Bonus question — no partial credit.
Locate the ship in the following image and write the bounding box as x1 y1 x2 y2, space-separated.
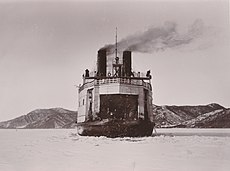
76 32 154 137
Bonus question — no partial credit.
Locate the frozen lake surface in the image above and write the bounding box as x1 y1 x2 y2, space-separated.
0 128 230 171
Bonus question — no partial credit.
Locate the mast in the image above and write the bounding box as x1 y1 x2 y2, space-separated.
115 27 118 58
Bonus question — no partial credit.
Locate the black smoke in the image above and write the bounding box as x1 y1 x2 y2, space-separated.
100 19 205 55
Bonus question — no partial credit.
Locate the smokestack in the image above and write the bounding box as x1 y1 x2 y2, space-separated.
97 49 107 77
123 51 132 77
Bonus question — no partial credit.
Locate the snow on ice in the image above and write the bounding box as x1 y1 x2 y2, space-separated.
0 129 230 171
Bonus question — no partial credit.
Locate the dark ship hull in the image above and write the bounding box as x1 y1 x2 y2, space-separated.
77 119 154 137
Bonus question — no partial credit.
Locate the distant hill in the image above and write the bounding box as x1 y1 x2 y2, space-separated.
153 103 230 128
0 103 229 129
0 108 77 129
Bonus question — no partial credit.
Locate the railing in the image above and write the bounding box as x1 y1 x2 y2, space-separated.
86 70 149 78
79 77 152 92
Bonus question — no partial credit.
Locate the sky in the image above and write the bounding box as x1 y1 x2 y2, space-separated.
0 0 229 121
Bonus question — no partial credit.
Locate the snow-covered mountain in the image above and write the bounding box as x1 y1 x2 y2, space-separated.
0 108 77 129
0 103 229 129
153 103 230 128
182 108 230 128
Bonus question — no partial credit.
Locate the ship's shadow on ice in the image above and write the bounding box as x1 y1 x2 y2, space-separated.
69 132 152 143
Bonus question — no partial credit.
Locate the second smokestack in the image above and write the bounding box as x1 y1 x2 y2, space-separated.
123 51 132 77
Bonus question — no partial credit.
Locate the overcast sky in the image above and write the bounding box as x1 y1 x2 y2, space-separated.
0 0 229 121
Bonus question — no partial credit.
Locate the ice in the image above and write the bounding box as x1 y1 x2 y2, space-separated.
0 129 230 171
